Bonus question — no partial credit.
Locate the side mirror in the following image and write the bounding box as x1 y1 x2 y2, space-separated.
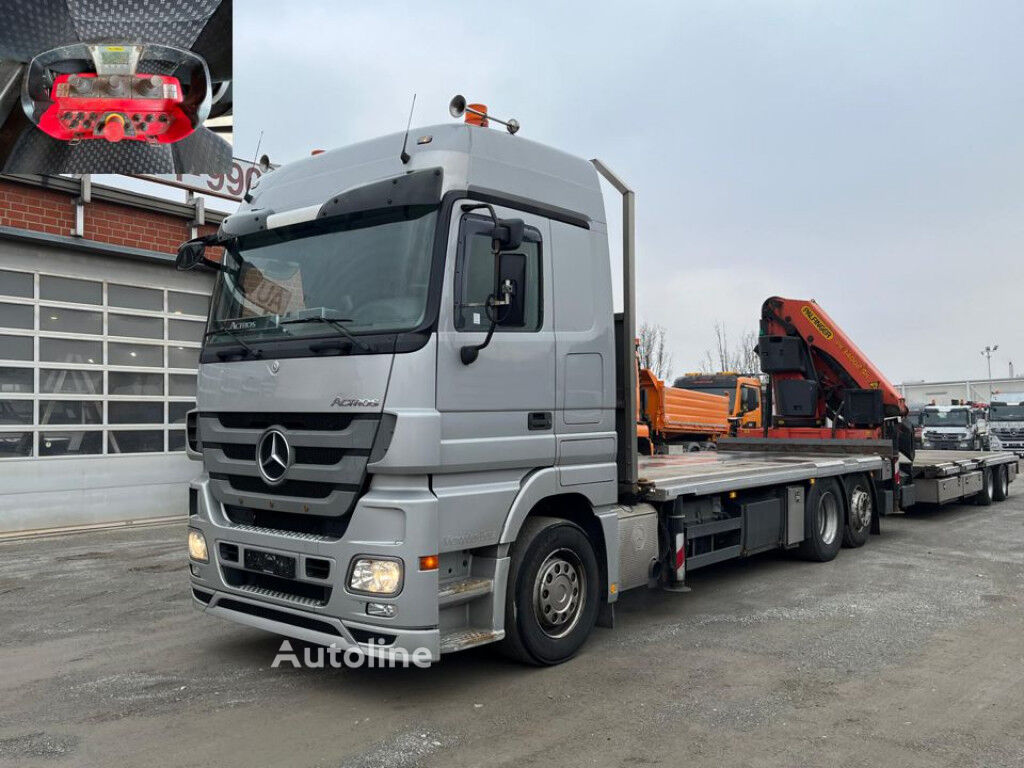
491 218 525 251
175 235 221 271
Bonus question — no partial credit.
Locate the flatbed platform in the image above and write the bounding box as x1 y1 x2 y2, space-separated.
638 451 887 502
909 449 1019 478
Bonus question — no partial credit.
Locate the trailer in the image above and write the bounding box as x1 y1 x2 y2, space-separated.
177 97 1018 667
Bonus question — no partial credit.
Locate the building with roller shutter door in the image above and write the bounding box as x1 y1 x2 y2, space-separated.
0 172 227 535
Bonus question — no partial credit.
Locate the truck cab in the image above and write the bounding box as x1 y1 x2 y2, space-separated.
672 372 763 429
988 400 1024 456
920 405 988 451
182 120 623 663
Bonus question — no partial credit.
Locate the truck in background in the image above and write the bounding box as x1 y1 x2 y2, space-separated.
672 372 763 430
637 367 731 454
920 404 989 451
177 97 1018 667
988 400 1024 456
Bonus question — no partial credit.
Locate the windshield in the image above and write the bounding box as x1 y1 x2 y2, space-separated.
680 384 735 410
206 205 437 345
922 410 968 427
991 405 1024 421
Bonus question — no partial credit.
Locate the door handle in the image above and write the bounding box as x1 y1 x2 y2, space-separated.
528 411 552 431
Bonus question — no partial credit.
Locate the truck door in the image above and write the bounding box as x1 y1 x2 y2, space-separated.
435 202 555 470
741 383 762 428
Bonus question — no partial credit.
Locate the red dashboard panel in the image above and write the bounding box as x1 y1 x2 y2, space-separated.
37 73 194 144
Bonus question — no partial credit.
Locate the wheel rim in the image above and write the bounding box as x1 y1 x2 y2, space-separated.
984 471 993 498
849 485 872 531
533 548 586 639
816 490 840 545
1002 471 1009 495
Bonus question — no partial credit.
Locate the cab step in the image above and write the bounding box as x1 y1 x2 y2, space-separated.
437 576 493 608
439 627 504 653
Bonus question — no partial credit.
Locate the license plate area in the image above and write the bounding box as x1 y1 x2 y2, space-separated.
244 548 296 579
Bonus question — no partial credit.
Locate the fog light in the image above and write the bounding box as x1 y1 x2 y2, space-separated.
188 528 208 563
189 563 201 577
348 557 403 595
366 602 397 618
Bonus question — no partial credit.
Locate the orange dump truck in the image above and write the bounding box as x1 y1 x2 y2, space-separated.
638 368 731 453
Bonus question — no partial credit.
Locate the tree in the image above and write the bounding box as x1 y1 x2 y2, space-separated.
638 321 673 380
700 322 760 374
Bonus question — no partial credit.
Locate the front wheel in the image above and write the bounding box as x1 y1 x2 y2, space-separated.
798 478 844 562
500 516 601 666
842 474 873 548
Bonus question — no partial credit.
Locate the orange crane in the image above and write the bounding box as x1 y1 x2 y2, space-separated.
740 297 914 457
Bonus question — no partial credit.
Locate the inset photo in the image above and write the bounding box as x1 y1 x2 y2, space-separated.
0 0 232 174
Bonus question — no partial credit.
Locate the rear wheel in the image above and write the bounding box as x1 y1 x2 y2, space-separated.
842 474 873 548
500 516 601 666
798 478 844 562
993 465 1009 502
974 467 994 506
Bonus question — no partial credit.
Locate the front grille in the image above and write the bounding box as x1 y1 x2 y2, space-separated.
212 443 353 465
202 410 380 537
215 473 343 499
222 565 332 607
224 504 351 539
216 412 355 431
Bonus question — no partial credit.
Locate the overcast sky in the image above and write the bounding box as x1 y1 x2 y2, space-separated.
232 0 1024 384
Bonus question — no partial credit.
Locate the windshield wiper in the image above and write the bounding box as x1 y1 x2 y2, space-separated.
278 316 371 352
205 326 263 359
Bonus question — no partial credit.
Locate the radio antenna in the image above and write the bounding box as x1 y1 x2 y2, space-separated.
399 93 417 164
243 130 264 203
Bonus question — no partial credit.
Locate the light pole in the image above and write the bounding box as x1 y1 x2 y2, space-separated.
981 344 999 400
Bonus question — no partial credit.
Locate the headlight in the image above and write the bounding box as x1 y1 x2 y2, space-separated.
348 557 403 595
187 528 208 563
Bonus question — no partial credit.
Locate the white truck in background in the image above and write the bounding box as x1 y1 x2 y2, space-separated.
988 400 1024 456
919 405 989 451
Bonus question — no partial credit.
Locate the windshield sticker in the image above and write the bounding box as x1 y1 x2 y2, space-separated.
239 263 305 316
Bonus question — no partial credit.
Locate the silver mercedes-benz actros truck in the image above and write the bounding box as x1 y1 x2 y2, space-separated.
180 98 1017 665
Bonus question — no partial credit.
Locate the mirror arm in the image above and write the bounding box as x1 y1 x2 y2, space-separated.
460 319 497 365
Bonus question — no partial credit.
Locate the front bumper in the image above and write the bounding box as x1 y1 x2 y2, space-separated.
187 475 443 663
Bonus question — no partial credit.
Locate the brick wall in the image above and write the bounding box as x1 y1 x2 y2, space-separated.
0 179 213 254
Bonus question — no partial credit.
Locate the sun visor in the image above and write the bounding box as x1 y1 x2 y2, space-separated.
316 168 444 221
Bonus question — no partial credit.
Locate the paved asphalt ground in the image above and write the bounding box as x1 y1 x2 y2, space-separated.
1 494 1022 768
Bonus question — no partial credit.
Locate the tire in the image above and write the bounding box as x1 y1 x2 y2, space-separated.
842 474 873 548
500 516 601 666
993 465 1009 502
798 478 845 562
974 467 994 506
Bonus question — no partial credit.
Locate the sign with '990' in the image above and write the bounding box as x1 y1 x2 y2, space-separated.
135 156 277 201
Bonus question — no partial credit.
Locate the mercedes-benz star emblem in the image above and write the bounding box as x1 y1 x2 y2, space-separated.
256 429 292 485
